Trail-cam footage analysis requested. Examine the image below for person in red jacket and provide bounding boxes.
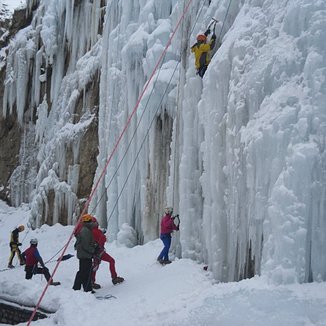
[157,207,179,265]
[22,238,60,285]
[91,217,124,289]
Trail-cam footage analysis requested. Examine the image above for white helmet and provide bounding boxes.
[30,238,38,245]
[165,207,173,215]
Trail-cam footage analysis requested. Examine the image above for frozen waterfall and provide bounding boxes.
[1,0,326,284]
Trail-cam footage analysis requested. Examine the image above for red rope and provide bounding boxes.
[27,0,193,323]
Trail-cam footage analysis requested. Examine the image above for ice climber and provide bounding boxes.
[73,214,97,292]
[91,216,124,289]
[22,238,60,285]
[8,225,25,268]
[191,27,216,77]
[157,207,179,265]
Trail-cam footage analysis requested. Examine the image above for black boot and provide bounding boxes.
[92,282,101,289]
[112,276,124,285]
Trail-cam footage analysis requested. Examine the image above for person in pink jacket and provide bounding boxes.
[91,217,124,289]
[157,207,179,265]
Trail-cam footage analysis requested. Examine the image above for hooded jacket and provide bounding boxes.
[74,222,96,259]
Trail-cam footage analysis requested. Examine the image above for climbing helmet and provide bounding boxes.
[82,214,93,223]
[30,238,38,245]
[196,34,207,42]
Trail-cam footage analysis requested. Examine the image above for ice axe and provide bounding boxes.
[207,18,219,34]
[173,214,180,227]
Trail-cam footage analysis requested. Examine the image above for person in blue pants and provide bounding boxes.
[157,207,179,264]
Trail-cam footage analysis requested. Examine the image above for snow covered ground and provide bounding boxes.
[1,201,326,326]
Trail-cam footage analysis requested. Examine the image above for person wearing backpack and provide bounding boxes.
[73,214,97,292]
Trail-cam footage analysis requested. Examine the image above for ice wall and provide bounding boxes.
[2,0,326,284]
[89,0,182,242]
[2,0,104,226]
[195,0,326,282]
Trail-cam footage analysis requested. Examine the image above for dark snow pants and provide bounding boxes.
[25,265,51,282]
[73,258,93,292]
[197,65,208,78]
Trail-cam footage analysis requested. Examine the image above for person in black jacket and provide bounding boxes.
[8,225,25,268]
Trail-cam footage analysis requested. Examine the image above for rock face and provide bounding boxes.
[0,114,21,204]
[0,3,38,205]
[0,6,32,48]
[0,2,100,224]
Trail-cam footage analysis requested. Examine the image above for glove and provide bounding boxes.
[18,243,22,246]
[205,29,211,36]
[212,33,216,40]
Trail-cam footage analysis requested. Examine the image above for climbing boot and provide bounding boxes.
[112,276,124,285]
[50,281,61,286]
[92,282,101,289]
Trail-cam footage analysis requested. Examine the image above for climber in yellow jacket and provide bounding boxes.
[191,28,216,78]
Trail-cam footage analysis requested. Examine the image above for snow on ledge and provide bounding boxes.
[0,0,26,20]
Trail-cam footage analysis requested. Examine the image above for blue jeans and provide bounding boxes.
[158,234,171,261]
